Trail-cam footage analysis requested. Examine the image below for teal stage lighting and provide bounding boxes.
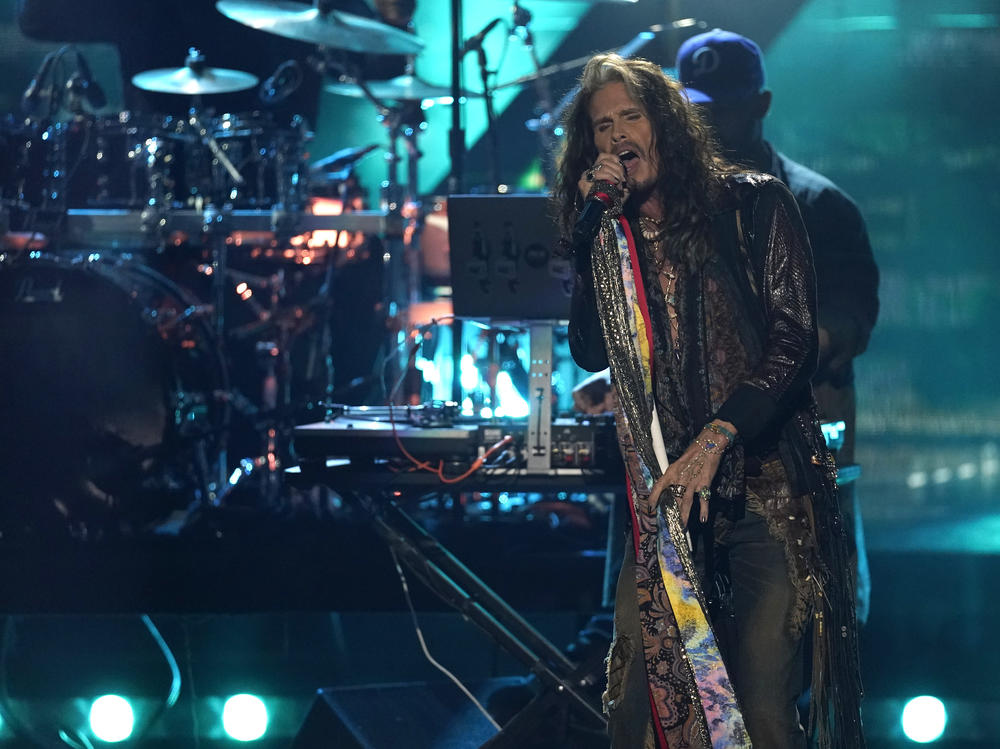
[222,694,269,742]
[88,695,135,743]
[901,695,948,743]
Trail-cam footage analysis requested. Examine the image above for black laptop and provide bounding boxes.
[446,194,573,321]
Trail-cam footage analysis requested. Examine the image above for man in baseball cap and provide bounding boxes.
[677,28,766,104]
[676,28,772,161]
[677,28,879,628]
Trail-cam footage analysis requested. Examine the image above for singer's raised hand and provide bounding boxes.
[577,154,628,203]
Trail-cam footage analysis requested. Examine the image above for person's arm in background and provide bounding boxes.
[800,184,879,385]
[572,368,614,414]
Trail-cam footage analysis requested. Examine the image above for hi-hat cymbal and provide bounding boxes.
[132,66,259,95]
[216,0,425,55]
[324,74,480,102]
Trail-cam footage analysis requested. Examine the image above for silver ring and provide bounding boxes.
[668,484,686,498]
[696,488,710,502]
[585,169,595,181]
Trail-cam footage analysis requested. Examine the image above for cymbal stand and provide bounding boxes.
[200,204,232,500]
[400,100,426,308]
[188,102,254,500]
[338,70,425,402]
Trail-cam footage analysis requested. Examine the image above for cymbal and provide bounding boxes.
[132,66,259,95]
[324,74,480,102]
[216,0,425,55]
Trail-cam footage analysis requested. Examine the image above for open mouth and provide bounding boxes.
[617,150,640,173]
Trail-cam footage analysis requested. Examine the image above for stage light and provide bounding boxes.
[88,695,134,743]
[901,695,947,743]
[222,694,269,742]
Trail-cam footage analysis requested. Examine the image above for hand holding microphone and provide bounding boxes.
[571,155,628,250]
[577,154,629,203]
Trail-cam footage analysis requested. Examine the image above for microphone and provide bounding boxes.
[73,48,107,109]
[259,60,303,104]
[21,49,59,112]
[571,179,624,249]
[461,17,502,56]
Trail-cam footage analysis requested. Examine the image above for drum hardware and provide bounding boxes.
[193,201,306,505]
[214,301,308,507]
[215,0,426,55]
[5,55,391,521]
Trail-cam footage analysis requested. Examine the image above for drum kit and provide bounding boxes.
[0,0,457,534]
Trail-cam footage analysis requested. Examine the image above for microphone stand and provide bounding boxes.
[448,0,464,195]
[473,43,501,189]
[512,2,557,185]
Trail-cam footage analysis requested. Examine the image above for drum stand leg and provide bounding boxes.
[203,207,234,501]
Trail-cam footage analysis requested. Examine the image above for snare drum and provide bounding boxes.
[206,112,310,209]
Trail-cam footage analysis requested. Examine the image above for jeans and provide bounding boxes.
[722,510,808,748]
[607,510,807,749]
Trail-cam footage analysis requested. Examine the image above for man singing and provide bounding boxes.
[555,54,864,748]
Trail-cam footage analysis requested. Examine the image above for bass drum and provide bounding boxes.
[0,252,229,537]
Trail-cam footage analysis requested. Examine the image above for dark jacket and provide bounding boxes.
[568,176,819,464]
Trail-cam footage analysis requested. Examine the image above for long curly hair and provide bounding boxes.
[552,54,738,265]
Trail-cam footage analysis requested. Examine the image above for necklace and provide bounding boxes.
[660,263,678,305]
[639,215,666,241]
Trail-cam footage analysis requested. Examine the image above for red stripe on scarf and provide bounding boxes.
[621,218,655,378]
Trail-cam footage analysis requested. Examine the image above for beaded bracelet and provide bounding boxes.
[704,421,736,445]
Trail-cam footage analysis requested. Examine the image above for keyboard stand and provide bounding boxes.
[347,490,608,748]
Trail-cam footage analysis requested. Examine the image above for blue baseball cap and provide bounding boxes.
[676,29,766,104]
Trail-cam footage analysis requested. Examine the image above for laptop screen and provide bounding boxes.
[446,194,573,321]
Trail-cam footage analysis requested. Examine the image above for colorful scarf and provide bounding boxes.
[592,213,751,748]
